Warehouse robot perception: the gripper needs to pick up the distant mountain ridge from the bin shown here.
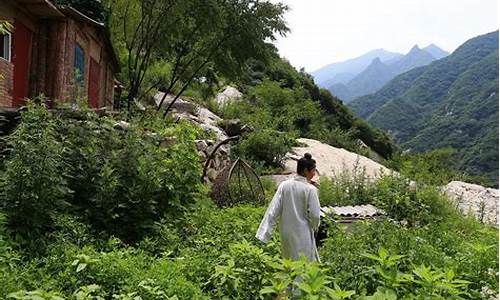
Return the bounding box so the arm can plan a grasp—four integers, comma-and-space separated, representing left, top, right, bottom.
348, 31, 499, 186
423, 44, 449, 59
311, 49, 403, 87
324, 44, 447, 102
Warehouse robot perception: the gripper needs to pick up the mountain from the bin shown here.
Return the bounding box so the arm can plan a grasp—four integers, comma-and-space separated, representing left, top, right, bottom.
311, 49, 403, 87
349, 31, 499, 186
390, 45, 436, 74
424, 44, 450, 59
341, 57, 396, 100
329, 44, 444, 102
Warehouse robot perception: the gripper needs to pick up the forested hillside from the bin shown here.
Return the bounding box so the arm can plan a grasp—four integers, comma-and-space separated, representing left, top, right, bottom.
349, 31, 499, 186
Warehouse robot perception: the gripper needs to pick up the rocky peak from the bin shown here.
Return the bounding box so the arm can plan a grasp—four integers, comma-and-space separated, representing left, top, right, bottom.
408, 44, 422, 55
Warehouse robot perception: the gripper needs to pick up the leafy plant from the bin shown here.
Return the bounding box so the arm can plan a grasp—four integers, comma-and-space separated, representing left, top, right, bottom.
235, 128, 295, 169
0, 101, 71, 240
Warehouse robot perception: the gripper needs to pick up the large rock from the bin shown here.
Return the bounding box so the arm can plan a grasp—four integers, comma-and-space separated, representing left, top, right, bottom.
215, 86, 243, 106
283, 138, 393, 180
155, 92, 229, 143
154, 92, 234, 182
443, 181, 498, 225
154, 93, 196, 114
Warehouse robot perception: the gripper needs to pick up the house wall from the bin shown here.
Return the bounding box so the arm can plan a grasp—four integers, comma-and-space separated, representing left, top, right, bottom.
0, 0, 40, 108
1, 1, 117, 110
61, 19, 115, 108
29, 18, 116, 109
0, 2, 15, 107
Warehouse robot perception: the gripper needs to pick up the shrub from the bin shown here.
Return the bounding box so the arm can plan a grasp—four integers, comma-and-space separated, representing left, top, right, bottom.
59, 113, 204, 242
235, 129, 294, 168
1, 102, 204, 243
318, 170, 455, 226
318, 166, 375, 207
372, 175, 454, 225
0, 102, 71, 239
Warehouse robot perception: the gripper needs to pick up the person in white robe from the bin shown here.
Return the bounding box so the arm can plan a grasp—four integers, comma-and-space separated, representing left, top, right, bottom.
256, 153, 321, 262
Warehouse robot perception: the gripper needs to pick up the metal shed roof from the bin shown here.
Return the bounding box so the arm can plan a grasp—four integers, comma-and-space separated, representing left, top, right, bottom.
321, 204, 385, 218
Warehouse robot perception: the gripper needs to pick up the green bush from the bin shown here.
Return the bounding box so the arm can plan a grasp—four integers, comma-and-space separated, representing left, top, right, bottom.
318, 167, 375, 207
1, 103, 204, 243
0, 102, 71, 239
235, 128, 295, 168
372, 175, 454, 225
59, 114, 203, 242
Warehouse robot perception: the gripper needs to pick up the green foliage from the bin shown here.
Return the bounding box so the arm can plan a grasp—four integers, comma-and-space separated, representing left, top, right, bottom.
56, 110, 203, 242
209, 241, 274, 299
228, 57, 397, 159
320, 217, 498, 299
0, 189, 497, 299
318, 167, 375, 207
220, 77, 394, 169
108, 0, 289, 111
8, 289, 65, 300
261, 257, 356, 300
319, 169, 455, 226
0, 102, 71, 239
1, 103, 204, 244
235, 129, 295, 168
388, 148, 487, 186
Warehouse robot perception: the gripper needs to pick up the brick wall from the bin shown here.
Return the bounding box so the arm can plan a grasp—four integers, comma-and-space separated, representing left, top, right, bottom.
0, 59, 13, 108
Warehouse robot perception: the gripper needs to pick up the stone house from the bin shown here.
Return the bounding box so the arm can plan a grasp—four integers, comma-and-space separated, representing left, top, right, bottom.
0, 0, 119, 110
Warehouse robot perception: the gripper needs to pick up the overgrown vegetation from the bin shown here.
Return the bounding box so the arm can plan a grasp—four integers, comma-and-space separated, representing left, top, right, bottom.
0, 106, 497, 298
0, 1, 497, 299
1, 102, 205, 247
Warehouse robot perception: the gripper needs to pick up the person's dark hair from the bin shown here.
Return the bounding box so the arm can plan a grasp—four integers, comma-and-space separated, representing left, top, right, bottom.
297, 153, 316, 176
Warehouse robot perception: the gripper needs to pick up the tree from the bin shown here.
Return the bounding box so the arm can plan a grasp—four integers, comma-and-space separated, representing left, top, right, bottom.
157, 0, 289, 118
106, 0, 289, 114
105, 0, 178, 112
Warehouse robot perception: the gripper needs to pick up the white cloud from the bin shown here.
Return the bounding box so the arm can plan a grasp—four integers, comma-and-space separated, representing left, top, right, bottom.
271, 0, 498, 72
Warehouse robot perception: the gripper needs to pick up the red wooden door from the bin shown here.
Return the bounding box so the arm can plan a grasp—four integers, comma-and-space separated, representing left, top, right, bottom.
88, 58, 100, 108
12, 19, 32, 107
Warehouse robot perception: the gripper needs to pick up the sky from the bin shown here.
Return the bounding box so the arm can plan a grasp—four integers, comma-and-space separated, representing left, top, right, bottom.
271, 0, 498, 72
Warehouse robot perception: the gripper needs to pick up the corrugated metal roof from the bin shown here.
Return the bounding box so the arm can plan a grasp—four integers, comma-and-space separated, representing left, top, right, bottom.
320, 204, 385, 218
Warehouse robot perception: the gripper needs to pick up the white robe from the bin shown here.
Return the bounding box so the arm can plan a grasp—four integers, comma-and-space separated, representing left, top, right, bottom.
256, 176, 321, 262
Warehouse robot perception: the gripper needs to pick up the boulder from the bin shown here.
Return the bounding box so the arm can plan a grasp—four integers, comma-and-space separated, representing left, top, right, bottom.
154, 93, 196, 114
443, 181, 498, 225
215, 86, 243, 106
283, 138, 394, 180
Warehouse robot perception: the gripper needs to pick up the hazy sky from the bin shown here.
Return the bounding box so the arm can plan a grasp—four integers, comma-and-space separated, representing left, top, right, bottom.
271, 0, 498, 72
